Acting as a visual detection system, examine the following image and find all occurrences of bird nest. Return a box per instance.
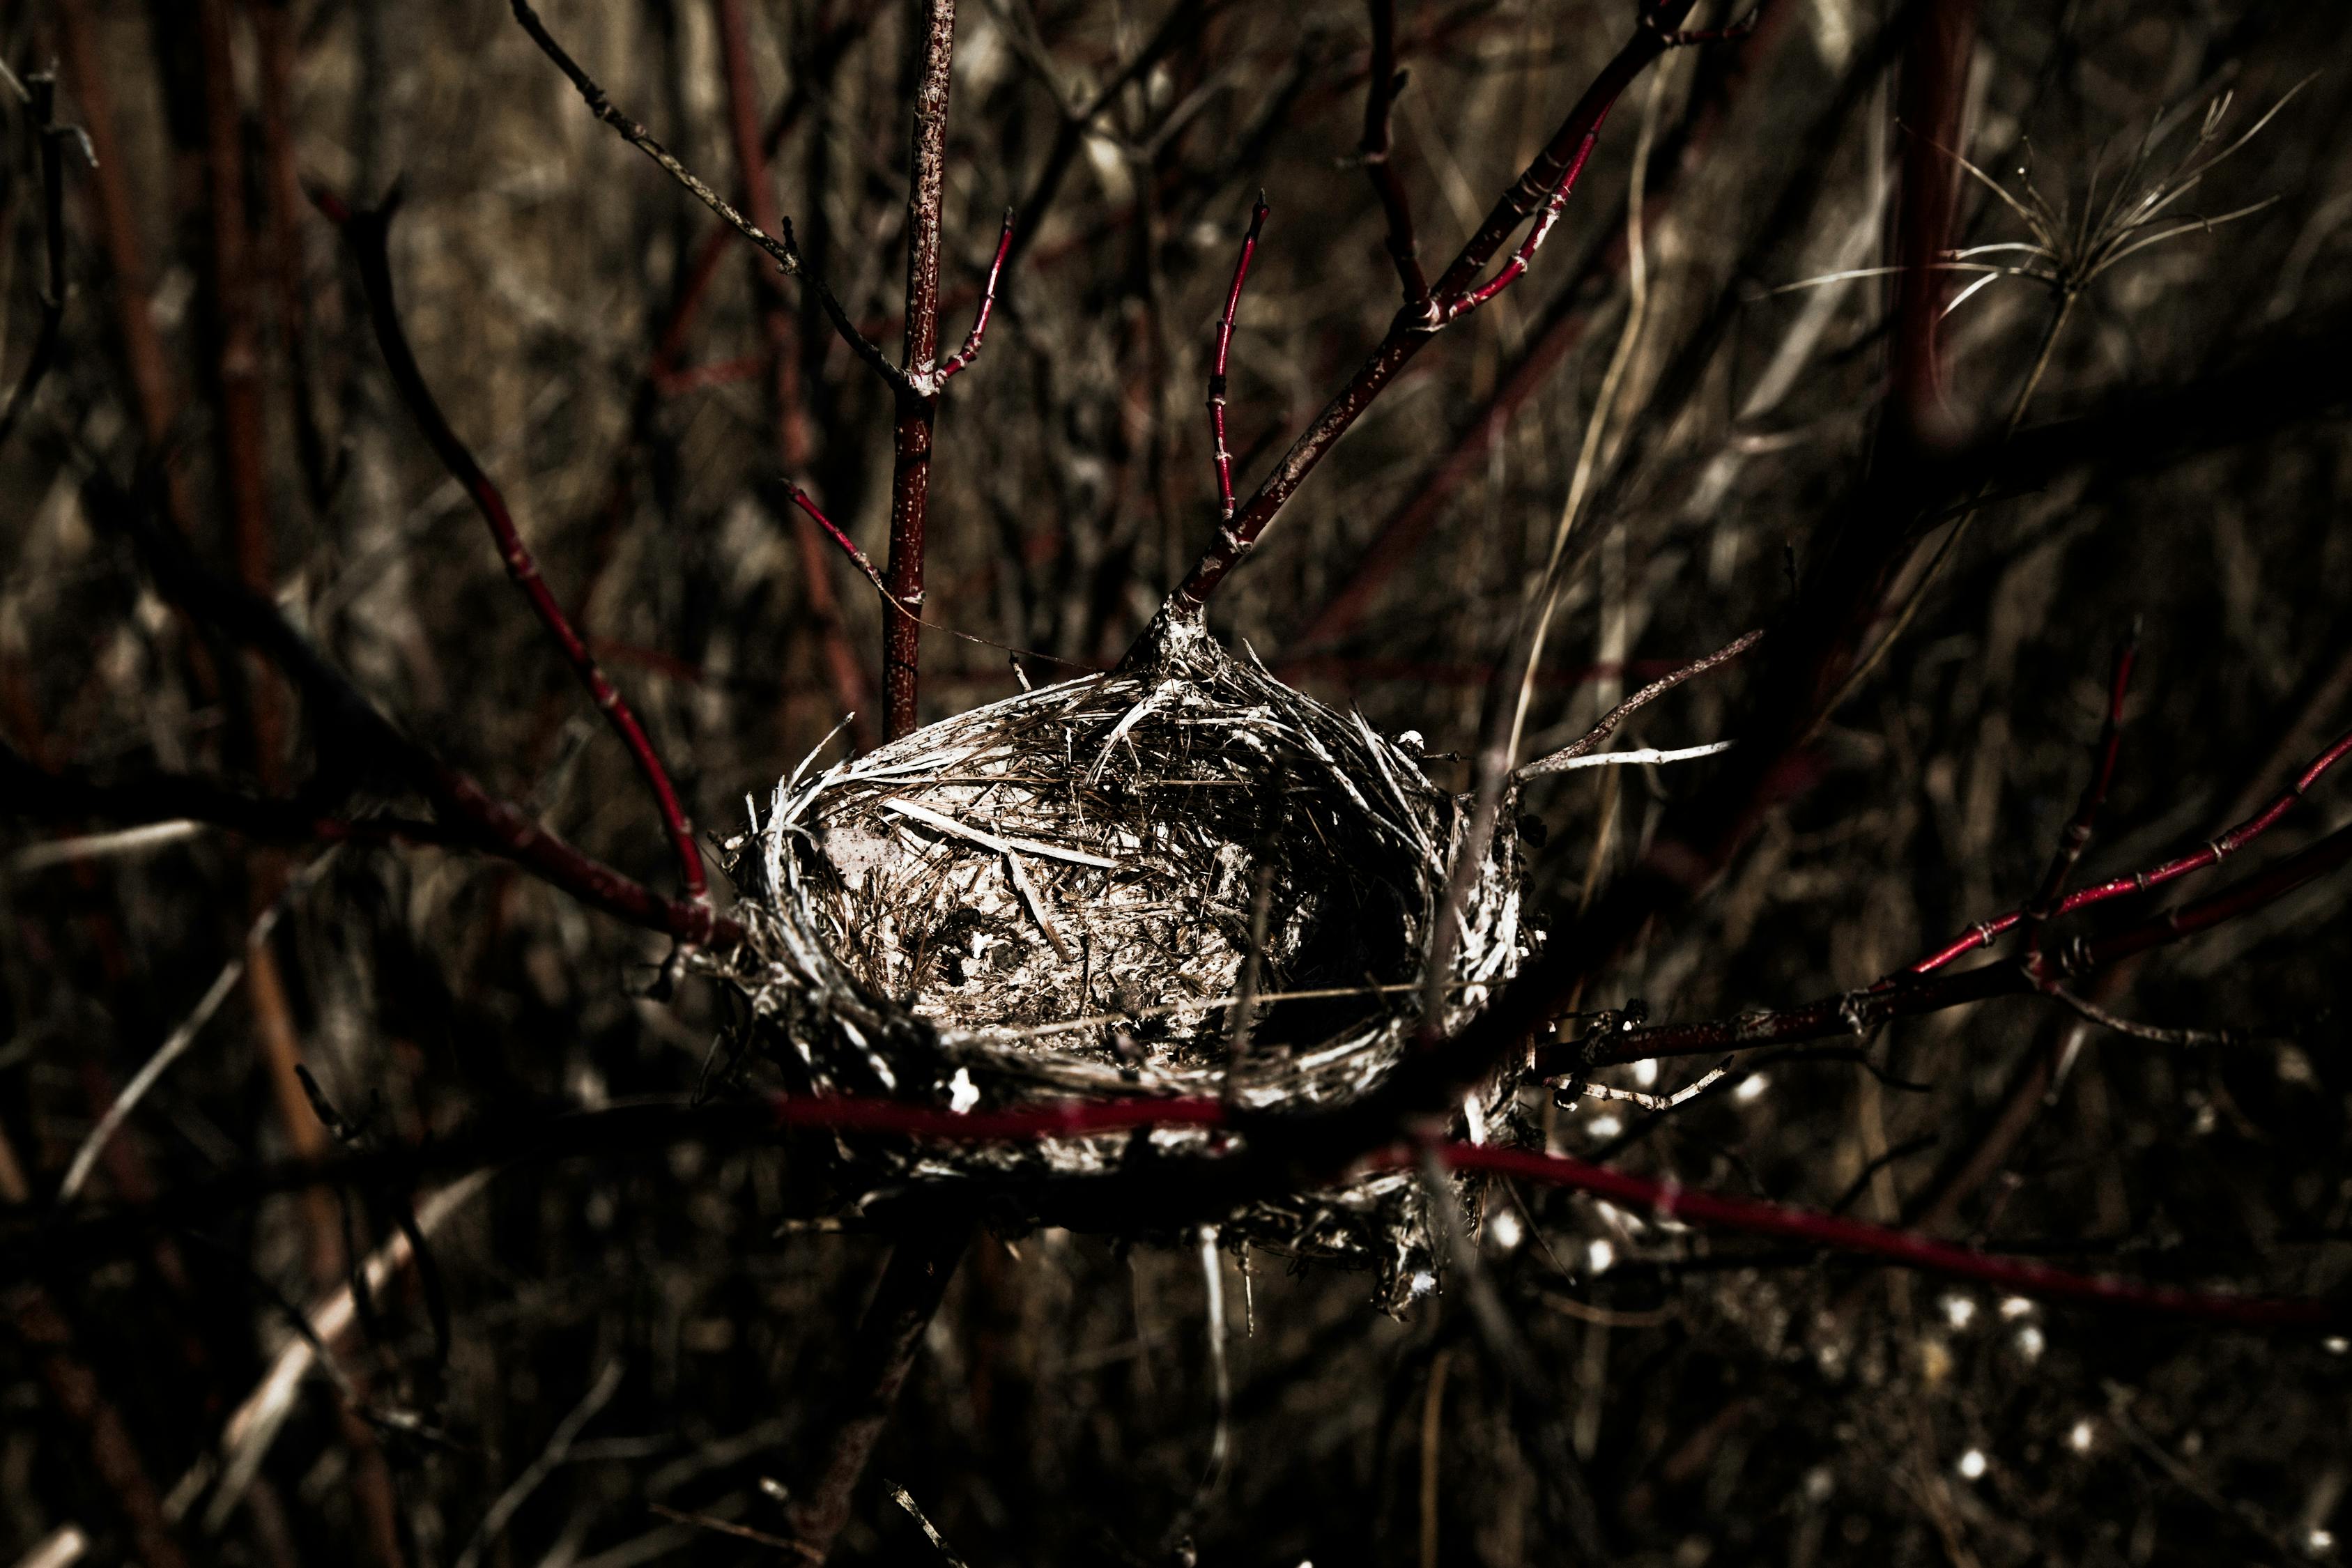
[712,616,1530,1305]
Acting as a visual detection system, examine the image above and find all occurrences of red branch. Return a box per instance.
[932,210,1016,387]
[320,193,710,916]
[1421,1142,2337,1331]
[1908,721,2352,976]
[1208,197,1270,526]
[778,479,892,600]
[1162,0,1699,618]
[748,1091,2337,1330]
[1575,815,2352,1067]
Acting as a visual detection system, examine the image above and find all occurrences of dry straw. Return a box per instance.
[712,617,1530,1304]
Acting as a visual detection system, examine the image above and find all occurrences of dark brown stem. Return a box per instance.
[2015,629,2137,953]
[787,1223,973,1560]
[0,70,67,454]
[882,0,960,740]
[23,1094,2338,1335]
[1162,1,1695,619]
[1359,0,1428,309]
[197,0,289,786]
[323,194,712,915]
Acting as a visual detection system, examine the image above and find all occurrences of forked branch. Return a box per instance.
[507,0,908,397]
[1162,0,1703,618]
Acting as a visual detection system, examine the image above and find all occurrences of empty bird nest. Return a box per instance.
[709,615,1530,1305]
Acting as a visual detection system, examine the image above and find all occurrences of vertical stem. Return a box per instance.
[787,1223,971,1560]
[712,0,878,746]
[882,0,959,740]
[55,0,183,469]
[1360,0,1429,309]
[1886,0,1978,450]
[251,0,337,515]
[196,0,288,784]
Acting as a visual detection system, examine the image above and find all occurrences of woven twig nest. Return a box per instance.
[714,616,1531,1305]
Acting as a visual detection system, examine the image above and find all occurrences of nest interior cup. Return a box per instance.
[721,617,1530,1302]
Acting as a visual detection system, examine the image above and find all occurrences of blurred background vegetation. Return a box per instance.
[3,0,2351,1563]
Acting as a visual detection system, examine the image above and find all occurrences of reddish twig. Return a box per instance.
[778,479,892,600]
[24,1082,2342,1335]
[1420,1142,2337,1330]
[1571,814,2352,1068]
[1161,0,1700,619]
[759,1093,2346,1328]
[882,0,962,741]
[932,209,1016,387]
[1908,720,2352,976]
[1295,7,1780,651]
[15,1290,192,1568]
[318,193,711,916]
[1207,196,1270,527]
[1358,0,1428,309]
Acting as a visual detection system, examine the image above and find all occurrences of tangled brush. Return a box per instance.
[712,617,1531,1305]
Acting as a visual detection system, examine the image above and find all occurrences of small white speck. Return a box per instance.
[1633,1057,1659,1088]
[1588,1114,1624,1140]
[2325,1336,2349,1355]
[1802,1466,1834,1503]
[1999,1295,2036,1320]
[1409,1270,1436,1298]
[1941,1295,1977,1330]
[1586,1238,1616,1275]
[1395,731,1423,754]
[2067,1420,2094,1453]
[1956,1448,1988,1481]
[1734,1074,1768,1102]
[947,1068,979,1114]
[2014,1325,2045,1362]
[1488,1209,1523,1251]
[2307,1529,2335,1554]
